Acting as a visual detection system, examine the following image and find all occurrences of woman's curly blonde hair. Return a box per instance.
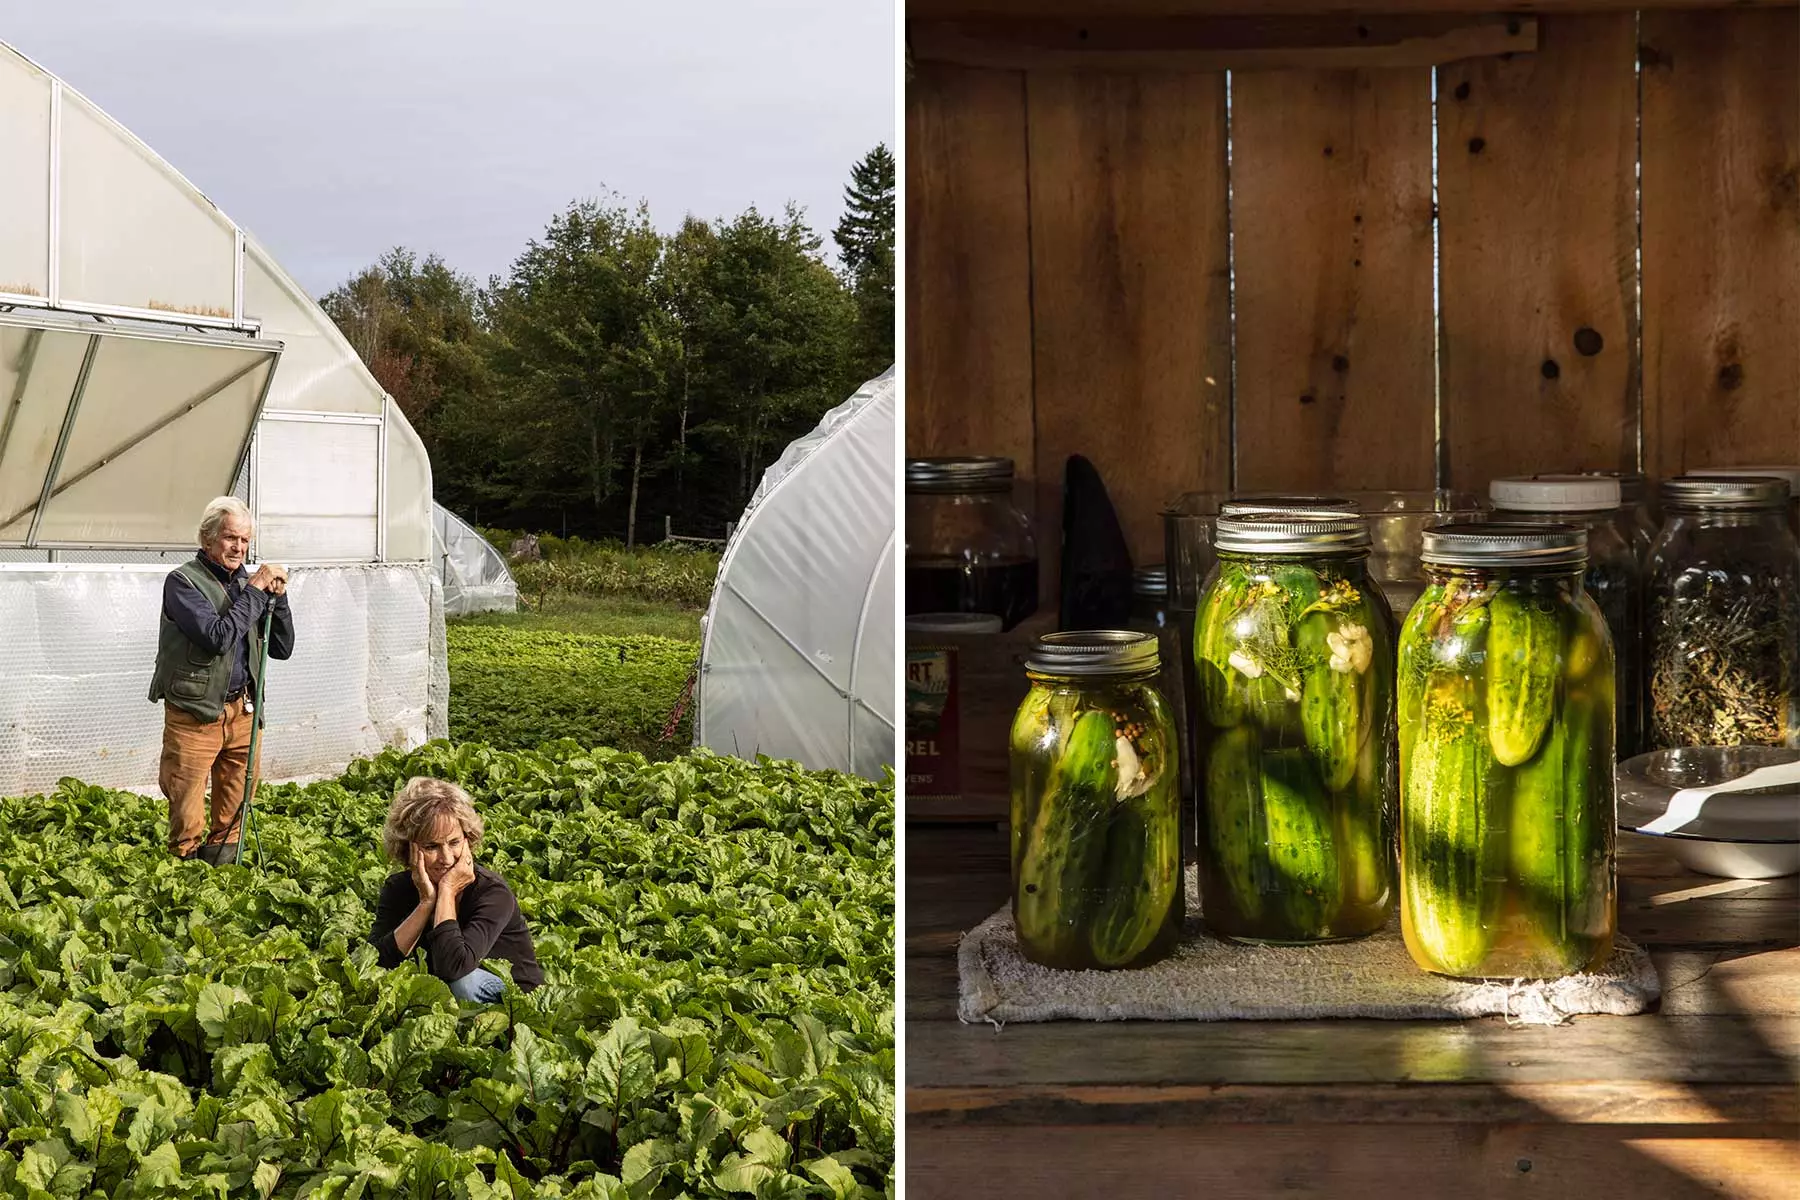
[383,777,484,864]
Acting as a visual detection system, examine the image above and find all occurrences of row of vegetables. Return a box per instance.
[1008,481,1797,981]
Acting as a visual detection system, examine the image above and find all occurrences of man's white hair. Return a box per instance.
[198,496,254,545]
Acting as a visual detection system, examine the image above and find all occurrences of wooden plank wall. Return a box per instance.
[905,9,1800,586]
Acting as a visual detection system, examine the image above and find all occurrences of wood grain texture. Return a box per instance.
[906,1124,1800,1200]
[905,63,1037,481]
[909,1081,1798,1126]
[1231,67,1436,491]
[1640,9,1800,479]
[1026,69,1230,581]
[1437,15,1639,488]
[910,14,1535,72]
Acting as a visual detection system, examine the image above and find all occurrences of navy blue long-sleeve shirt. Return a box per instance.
[162,552,295,697]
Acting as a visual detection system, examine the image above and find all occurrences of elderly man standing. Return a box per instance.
[148,496,296,863]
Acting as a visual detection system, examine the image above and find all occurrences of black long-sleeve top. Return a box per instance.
[368,865,544,992]
[162,551,295,697]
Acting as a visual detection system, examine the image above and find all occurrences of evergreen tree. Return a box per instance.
[833,144,895,384]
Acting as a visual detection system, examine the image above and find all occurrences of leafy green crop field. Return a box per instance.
[0,741,894,1198]
[447,629,698,759]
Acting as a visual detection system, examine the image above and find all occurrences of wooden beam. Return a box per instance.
[910,14,1536,70]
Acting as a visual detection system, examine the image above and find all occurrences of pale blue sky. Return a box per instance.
[1,0,894,295]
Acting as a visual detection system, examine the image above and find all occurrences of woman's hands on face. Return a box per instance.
[411,852,437,904]
[445,852,477,898]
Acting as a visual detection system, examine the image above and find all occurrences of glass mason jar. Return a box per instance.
[1398,524,1617,979]
[1489,475,1644,759]
[1010,631,1182,970]
[1696,466,1800,538]
[906,456,1039,631]
[1193,511,1395,944]
[1579,470,1658,565]
[1647,476,1800,750]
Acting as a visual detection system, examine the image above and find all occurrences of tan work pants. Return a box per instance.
[160,696,260,857]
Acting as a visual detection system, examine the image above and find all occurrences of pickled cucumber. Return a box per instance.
[1204,724,1265,922]
[1487,589,1562,766]
[1260,747,1340,931]
[1090,797,1181,967]
[1015,709,1119,960]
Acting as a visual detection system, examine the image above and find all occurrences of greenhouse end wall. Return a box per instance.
[0,562,444,796]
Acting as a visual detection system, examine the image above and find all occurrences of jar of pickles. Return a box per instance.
[1489,475,1644,757]
[1193,511,1394,944]
[1010,631,1181,970]
[1647,476,1800,750]
[1398,524,1616,979]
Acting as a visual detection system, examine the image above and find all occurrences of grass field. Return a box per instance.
[452,594,705,642]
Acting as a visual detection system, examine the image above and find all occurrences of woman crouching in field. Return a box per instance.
[369,777,543,1001]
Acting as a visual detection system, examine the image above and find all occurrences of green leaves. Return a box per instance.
[0,741,893,1197]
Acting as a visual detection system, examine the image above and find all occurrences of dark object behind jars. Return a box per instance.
[1059,454,1134,632]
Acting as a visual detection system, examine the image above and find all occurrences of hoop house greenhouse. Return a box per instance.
[695,369,895,781]
[434,503,518,617]
[0,40,445,795]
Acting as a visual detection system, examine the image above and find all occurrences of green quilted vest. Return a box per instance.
[147,560,264,723]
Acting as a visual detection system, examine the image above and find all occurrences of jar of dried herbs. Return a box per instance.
[1647,476,1800,750]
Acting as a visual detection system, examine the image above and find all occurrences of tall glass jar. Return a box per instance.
[1695,466,1800,537]
[1579,470,1658,565]
[906,457,1039,630]
[1010,631,1181,970]
[1193,511,1394,944]
[1398,524,1616,979]
[1489,475,1644,758]
[1647,476,1800,749]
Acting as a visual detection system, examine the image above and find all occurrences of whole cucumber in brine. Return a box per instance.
[1260,747,1340,933]
[1197,569,1254,727]
[1486,589,1562,767]
[1402,669,1502,976]
[1089,789,1181,968]
[1506,709,1567,940]
[1203,724,1266,922]
[1298,609,1372,792]
[1015,709,1119,962]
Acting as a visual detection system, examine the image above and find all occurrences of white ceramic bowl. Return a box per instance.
[1616,746,1800,880]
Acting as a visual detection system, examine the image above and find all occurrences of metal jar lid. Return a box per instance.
[1025,630,1160,676]
[1214,510,1370,555]
[906,456,1015,494]
[1420,522,1587,568]
[1132,564,1168,599]
[1490,474,1622,513]
[1220,493,1357,517]
[1690,466,1800,498]
[905,612,1004,634]
[1662,475,1791,509]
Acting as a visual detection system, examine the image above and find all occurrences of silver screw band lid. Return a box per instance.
[906,456,1015,493]
[1421,521,1587,568]
[1662,474,1790,509]
[1214,510,1370,555]
[1025,630,1160,676]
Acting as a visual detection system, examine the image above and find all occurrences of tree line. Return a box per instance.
[321,145,894,544]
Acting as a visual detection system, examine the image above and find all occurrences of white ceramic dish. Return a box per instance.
[1616,746,1800,880]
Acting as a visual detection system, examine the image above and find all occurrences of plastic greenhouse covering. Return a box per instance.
[0,38,444,795]
[696,369,895,781]
[434,503,518,616]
